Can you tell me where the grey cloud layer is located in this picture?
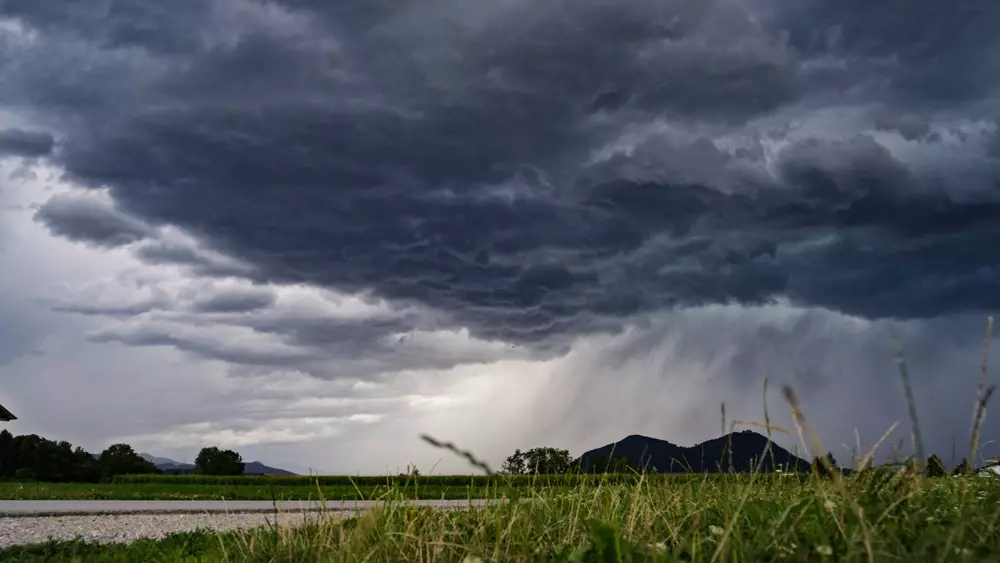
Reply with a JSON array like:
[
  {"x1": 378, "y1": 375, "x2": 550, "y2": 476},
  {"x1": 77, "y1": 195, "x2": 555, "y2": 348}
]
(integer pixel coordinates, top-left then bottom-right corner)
[
  {"x1": 37, "y1": 270, "x2": 525, "y2": 377},
  {"x1": 189, "y1": 286, "x2": 276, "y2": 313},
  {"x1": 0, "y1": 128, "x2": 53, "y2": 157},
  {"x1": 3, "y1": 0, "x2": 999, "y2": 344},
  {"x1": 34, "y1": 192, "x2": 154, "y2": 248}
]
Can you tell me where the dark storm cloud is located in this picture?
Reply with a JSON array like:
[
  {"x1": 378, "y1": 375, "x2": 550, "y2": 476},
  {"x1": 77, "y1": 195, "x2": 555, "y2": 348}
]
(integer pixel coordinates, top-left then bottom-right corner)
[
  {"x1": 47, "y1": 298, "x2": 168, "y2": 317},
  {"x1": 85, "y1": 323, "x2": 320, "y2": 367},
  {"x1": 132, "y1": 239, "x2": 253, "y2": 278},
  {"x1": 0, "y1": 0, "x2": 214, "y2": 55},
  {"x1": 189, "y1": 287, "x2": 276, "y2": 313},
  {"x1": 0, "y1": 128, "x2": 54, "y2": 157},
  {"x1": 82, "y1": 310, "x2": 522, "y2": 377},
  {"x1": 40, "y1": 267, "x2": 519, "y2": 374},
  {"x1": 3, "y1": 0, "x2": 1000, "y2": 344},
  {"x1": 34, "y1": 193, "x2": 153, "y2": 248},
  {"x1": 776, "y1": 0, "x2": 1000, "y2": 104},
  {"x1": 871, "y1": 109, "x2": 931, "y2": 141}
]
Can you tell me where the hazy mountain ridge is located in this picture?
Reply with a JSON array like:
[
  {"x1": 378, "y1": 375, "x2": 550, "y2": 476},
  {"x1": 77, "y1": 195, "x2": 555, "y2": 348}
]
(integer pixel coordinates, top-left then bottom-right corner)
[
  {"x1": 136, "y1": 453, "x2": 296, "y2": 476},
  {"x1": 578, "y1": 430, "x2": 814, "y2": 473}
]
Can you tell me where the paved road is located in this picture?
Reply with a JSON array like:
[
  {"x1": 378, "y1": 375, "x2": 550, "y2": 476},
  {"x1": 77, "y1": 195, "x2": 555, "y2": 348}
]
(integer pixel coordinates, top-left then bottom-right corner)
[{"x1": 0, "y1": 499, "x2": 503, "y2": 517}]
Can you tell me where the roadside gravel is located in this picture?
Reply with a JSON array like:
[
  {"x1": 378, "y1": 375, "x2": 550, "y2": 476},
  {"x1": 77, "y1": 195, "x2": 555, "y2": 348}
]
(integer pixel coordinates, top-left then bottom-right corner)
[{"x1": 0, "y1": 511, "x2": 352, "y2": 548}]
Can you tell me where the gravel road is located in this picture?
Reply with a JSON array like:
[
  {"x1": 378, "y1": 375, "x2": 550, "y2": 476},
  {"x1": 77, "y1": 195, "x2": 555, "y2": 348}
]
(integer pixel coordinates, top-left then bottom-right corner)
[
  {"x1": 0, "y1": 499, "x2": 501, "y2": 548},
  {"x1": 0, "y1": 498, "x2": 497, "y2": 517},
  {"x1": 0, "y1": 512, "x2": 333, "y2": 549}
]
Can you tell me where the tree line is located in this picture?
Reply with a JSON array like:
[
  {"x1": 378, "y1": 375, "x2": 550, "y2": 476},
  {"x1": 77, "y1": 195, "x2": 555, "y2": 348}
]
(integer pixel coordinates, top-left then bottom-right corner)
[
  {"x1": 500, "y1": 446, "x2": 979, "y2": 477},
  {"x1": 500, "y1": 447, "x2": 639, "y2": 475},
  {"x1": 0, "y1": 430, "x2": 247, "y2": 482}
]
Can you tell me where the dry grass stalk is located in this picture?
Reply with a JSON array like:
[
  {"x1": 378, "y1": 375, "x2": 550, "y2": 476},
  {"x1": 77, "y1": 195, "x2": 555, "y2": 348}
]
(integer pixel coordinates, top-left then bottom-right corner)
[
  {"x1": 420, "y1": 434, "x2": 495, "y2": 476},
  {"x1": 891, "y1": 330, "x2": 926, "y2": 467}
]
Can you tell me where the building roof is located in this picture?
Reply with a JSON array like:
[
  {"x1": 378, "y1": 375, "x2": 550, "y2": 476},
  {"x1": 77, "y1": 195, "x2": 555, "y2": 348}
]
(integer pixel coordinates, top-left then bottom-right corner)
[{"x1": 0, "y1": 403, "x2": 15, "y2": 422}]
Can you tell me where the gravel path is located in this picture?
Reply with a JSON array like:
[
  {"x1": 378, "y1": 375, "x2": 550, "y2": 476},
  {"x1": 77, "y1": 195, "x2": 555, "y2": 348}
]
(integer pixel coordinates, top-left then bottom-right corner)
[
  {"x1": 0, "y1": 499, "x2": 500, "y2": 517},
  {"x1": 0, "y1": 510, "x2": 351, "y2": 549},
  {"x1": 0, "y1": 500, "x2": 507, "y2": 548}
]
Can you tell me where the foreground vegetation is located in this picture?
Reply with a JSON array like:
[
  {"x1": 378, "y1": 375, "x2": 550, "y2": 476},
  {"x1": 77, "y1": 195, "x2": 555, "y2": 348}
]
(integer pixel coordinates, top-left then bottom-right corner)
[{"x1": 3, "y1": 471, "x2": 998, "y2": 562}]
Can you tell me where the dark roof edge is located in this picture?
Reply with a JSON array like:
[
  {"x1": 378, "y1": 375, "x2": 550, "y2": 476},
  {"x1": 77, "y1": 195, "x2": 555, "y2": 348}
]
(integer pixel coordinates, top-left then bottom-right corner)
[{"x1": 0, "y1": 403, "x2": 16, "y2": 422}]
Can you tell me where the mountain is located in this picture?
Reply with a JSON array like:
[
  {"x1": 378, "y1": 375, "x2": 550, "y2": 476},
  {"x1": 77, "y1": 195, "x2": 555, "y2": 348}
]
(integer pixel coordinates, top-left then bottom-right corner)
[
  {"x1": 577, "y1": 430, "x2": 813, "y2": 473},
  {"x1": 138, "y1": 453, "x2": 296, "y2": 476},
  {"x1": 138, "y1": 454, "x2": 179, "y2": 466},
  {"x1": 243, "y1": 460, "x2": 297, "y2": 476}
]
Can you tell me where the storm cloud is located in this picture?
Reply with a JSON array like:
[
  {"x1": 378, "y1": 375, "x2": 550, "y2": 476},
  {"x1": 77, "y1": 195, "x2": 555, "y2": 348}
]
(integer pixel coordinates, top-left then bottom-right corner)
[
  {"x1": 0, "y1": 128, "x2": 54, "y2": 157},
  {"x1": 189, "y1": 286, "x2": 276, "y2": 313},
  {"x1": 34, "y1": 192, "x2": 154, "y2": 248},
  {"x1": 4, "y1": 0, "x2": 998, "y2": 346},
  {"x1": 0, "y1": 0, "x2": 998, "y2": 470}
]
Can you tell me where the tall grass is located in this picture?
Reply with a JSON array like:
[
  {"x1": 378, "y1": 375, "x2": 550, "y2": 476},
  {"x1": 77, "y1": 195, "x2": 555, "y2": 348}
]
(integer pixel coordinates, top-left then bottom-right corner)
[
  {"x1": 215, "y1": 476, "x2": 995, "y2": 562},
  {"x1": 8, "y1": 472, "x2": 999, "y2": 562}
]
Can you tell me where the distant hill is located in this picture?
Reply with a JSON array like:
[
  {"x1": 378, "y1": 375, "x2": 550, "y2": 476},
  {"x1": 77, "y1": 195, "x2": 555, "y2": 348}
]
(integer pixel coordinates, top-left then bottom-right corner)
[
  {"x1": 577, "y1": 430, "x2": 813, "y2": 473},
  {"x1": 136, "y1": 453, "x2": 296, "y2": 476},
  {"x1": 138, "y1": 454, "x2": 179, "y2": 466}
]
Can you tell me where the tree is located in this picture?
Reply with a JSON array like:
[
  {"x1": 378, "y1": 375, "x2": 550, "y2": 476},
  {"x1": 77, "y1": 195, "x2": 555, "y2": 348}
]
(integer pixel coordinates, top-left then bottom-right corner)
[
  {"x1": 522, "y1": 447, "x2": 573, "y2": 475},
  {"x1": 12, "y1": 433, "x2": 101, "y2": 482},
  {"x1": 502, "y1": 447, "x2": 574, "y2": 475},
  {"x1": 194, "y1": 446, "x2": 245, "y2": 476},
  {"x1": 0, "y1": 430, "x2": 15, "y2": 478},
  {"x1": 0, "y1": 430, "x2": 156, "y2": 483},
  {"x1": 502, "y1": 449, "x2": 526, "y2": 475},
  {"x1": 926, "y1": 455, "x2": 947, "y2": 477},
  {"x1": 98, "y1": 443, "x2": 159, "y2": 482},
  {"x1": 952, "y1": 458, "x2": 971, "y2": 476},
  {"x1": 812, "y1": 453, "x2": 838, "y2": 478}
]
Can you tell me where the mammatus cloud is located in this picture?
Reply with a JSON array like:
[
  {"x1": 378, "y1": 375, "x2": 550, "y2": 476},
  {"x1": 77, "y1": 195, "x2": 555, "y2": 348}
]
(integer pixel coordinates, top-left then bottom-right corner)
[{"x1": 0, "y1": 0, "x2": 997, "y2": 471}]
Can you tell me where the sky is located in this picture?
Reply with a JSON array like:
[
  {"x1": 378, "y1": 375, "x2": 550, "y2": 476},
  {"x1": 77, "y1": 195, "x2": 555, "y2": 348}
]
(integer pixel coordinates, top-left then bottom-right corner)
[{"x1": 0, "y1": 0, "x2": 998, "y2": 475}]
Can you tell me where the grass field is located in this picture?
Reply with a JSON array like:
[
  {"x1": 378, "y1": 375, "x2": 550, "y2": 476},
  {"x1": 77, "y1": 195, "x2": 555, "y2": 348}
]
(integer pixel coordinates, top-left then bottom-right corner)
[
  {"x1": 2, "y1": 471, "x2": 998, "y2": 562},
  {"x1": 0, "y1": 474, "x2": 814, "y2": 501}
]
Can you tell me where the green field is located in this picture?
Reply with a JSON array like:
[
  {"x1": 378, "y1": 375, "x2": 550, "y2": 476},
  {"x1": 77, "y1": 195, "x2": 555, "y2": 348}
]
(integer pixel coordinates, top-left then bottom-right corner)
[
  {"x1": 0, "y1": 473, "x2": 814, "y2": 501},
  {"x1": 2, "y1": 471, "x2": 998, "y2": 562}
]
